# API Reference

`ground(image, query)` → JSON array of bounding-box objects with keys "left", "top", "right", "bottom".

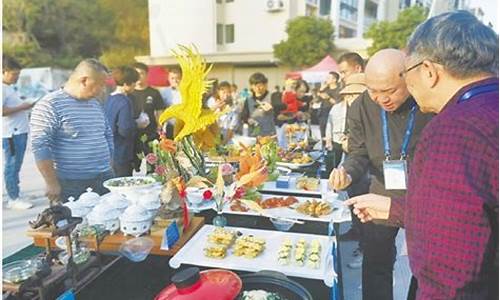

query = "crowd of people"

[{"left": 2, "top": 10, "right": 498, "bottom": 300}]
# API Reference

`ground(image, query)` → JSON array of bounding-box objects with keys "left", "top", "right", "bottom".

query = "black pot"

[{"left": 237, "top": 270, "right": 313, "bottom": 300}]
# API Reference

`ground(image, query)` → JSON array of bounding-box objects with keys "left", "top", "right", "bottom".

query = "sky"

[{"left": 468, "top": 0, "right": 498, "bottom": 32}]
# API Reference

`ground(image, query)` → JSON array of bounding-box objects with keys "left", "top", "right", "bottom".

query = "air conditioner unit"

[{"left": 267, "top": 0, "right": 284, "bottom": 12}]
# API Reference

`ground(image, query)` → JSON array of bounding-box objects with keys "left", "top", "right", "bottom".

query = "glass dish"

[{"left": 3, "top": 260, "right": 39, "bottom": 284}]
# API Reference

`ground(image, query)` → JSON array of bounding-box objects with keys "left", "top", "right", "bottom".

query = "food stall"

[{"left": 4, "top": 46, "right": 349, "bottom": 300}]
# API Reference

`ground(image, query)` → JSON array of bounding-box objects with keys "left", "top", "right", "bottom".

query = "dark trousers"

[
  {"left": 347, "top": 173, "right": 371, "bottom": 250},
  {"left": 113, "top": 163, "right": 133, "bottom": 177},
  {"left": 362, "top": 222, "right": 399, "bottom": 300},
  {"left": 59, "top": 170, "right": 114, "bottom": 203},
  {"left": 407, "top": 276, "right": 417, "bottom": 300}
]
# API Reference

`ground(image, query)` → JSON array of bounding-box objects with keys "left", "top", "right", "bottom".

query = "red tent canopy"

[
  {"left": 286, "top": 55, "right": 339, "bottom": 83},
  {"left": 147, "top": 66, "right": 169, "bottom": 87},
  {"left": 302, "top": 55, "right": 338, "bottom": 73},
  {"left": 104, "top": 65, "right": 170, "bottom": 87}
]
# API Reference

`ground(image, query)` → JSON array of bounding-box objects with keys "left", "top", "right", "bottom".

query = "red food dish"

[{"left": 257, "top": 196, "right": 298, "bottom": 209}]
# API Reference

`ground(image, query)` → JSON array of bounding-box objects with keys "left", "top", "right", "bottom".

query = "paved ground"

[
  {"left": 2, "top": 145, "right": 412, "bottom": 299},
  {"left": 2, "top": 144, "right": 49, "bottom": 258}
]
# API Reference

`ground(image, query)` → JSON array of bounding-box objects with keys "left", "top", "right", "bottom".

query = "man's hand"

[
  {"left": 329, "top": 166, "right": 352, "bottom": 190},
  {"left": 340, "top": 135, "right": 349, "bottom": 153},
  {"left": 344, "top": 194, "right": 391, "bottom": 223},
  {"left": 248, "top": 118, "right": 258, "bottom": 126},
  {"left": 46, "top": 181, "right": 62, "bottom": 203}
]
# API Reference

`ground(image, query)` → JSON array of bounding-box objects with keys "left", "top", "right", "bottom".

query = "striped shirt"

[{"left": 30, "top": 89, "right": 113, "bottom": 180}]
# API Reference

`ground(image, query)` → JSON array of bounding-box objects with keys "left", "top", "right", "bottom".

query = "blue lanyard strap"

[
  {"left": 459, "top": 82, "right": 498, "bottom": 103},
  {"left": 381, "top": 102, "right": 418, "bottom": 160}
]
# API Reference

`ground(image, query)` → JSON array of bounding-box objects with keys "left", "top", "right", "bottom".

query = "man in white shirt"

[
  {"left": 2, "top": 56, "right": 34, "bottom": 209},
  {"left": 160, "top": 68, "right": 182, "bottom": 138}
]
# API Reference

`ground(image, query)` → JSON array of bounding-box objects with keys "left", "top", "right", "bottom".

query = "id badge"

[{"left": 383, "top": 160, "right": 408, "bottom": 190}]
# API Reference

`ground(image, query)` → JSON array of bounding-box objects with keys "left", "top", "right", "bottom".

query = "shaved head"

[
  {"left": 71, "top": 59, "right": 109, "bottom": 79},
  {"left": 65, "top": 59, "right": 109, "bottom": 100},
  {"left": 365, "top": 49, "right": 406, "bottom": 84},
  {"left": 365, "top": 49, "right": 410, "bottom": 112}
]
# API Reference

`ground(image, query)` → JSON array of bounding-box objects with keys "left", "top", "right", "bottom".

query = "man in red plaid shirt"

[{"left": 346, "top": 11, "right": 498, "bottom": 299}]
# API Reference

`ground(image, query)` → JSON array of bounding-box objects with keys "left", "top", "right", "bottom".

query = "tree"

[
  {"left": 273, "top": 16, "right": 334, "bottom": 69},
  {"left": 98, "top": 0, "right": 150, "bottom": 68},
  {"left": 2, "top": 0, "right": 149, "bottom": 68},
  {"left": 364, "top": 6, "right": 427, "bottom": 56}
]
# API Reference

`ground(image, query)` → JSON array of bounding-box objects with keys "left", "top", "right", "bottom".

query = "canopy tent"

[
  {"left": 286, "top": 55, "right": 339, "bottom": 83},
  {"left": 147, "top": 66, "right": 169, "bottom": 87},
  {"left": 105, "top": 65, "right": 170, "bottom": 87}
]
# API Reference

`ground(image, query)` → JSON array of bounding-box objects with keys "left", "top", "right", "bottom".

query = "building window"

[
  {"left": 225, "top": 24, "right": 235, "bottom": 43},
  {"left": 340, "top": 0, "right": 358, "bottom": 22},
  {"left": 339, "top": 25, "right": 356, "bottom": 38},
  {"left": 319, "top": 0, "right": 332, "bottom": 16},
  {"left": 364, "top": 0, "right": 378, "bottom": 27},
  {"left": 216, "top": 0, "right": 222, "bottom": 3},
  {"left": 217, "top": 23, "right": 224, "bottom": 45}
]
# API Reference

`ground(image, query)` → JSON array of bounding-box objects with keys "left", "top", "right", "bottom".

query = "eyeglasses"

[{"left": 399, "top": 61, "right": 424, "bottom": 78}]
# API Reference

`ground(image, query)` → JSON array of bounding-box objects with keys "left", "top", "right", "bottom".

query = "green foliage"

[
  {"left": 273, "top": 16, "right": 334, "bottom": 68},
  {"left": 364, "top": 6, "right": 427, "bottom": 56},
  {"left": 2, "top": 0, "right": 149, "bottom": 68}
]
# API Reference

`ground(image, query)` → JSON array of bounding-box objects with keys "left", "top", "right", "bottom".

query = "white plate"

[
  {"left": 169, "top": 225, "right": 337, "bottom": 287},
  {"left": 260, "top": 179, "right": 330, "bottom": 196},
  {"left": 222, "top": 195, "right": 351, "bottom": 223},
  {"left": 276, "top": 161, "right": 315, "bottom": 170}
]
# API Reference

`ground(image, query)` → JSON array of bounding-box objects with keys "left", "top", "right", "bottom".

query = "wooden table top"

[{"left": 30, "top": 217, "right": 205, "bottom": 257}]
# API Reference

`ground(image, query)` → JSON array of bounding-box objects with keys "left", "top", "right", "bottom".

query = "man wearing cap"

[
  {"left": 325, "top": 73, "right": 367, "bottom": 167},
  {"left": 329, "top": 49, "right": 433, "bottom": 300}
]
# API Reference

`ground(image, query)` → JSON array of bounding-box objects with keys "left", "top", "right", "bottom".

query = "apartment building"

[{"left": 136, "top": 0, "right": 406, "bottom": 89}]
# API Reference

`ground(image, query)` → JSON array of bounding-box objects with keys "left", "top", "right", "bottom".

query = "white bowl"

[
  {"left": 103, "top": 176, "right": 157, "bottom": 199},
  {"left": 185, "top": 187, "right": 205, "bottom": 206}
]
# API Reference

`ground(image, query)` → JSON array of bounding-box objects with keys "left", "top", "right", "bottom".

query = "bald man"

[
  {"left": 31, "top": 59, "right": 114, "bottom": 204},
  {"left": 329, "top": 49, "right": 433, "bottom": 300}
]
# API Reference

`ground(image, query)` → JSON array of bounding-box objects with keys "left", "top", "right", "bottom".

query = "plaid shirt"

[{"left": 389, "top": 78, "right": 499, "bottom": 299}]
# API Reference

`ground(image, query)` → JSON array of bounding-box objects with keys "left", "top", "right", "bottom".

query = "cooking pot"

[
  {"left": 154, "top": 267, "right": 241, "bottom": 300},
  {"left": 237, "top": 270, "right": 313, "bottom": 300}
]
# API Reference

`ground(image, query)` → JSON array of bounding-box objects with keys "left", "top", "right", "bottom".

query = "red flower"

[
  {"left": 203, "top": 189, "right": 213, "bottom": 201},
  {"left": 233, "top": 187, "right": 245, "bottom": 199},
  {"left": 146, "top": 153, "right": 158, "bottom": 165},
  {"left": 155, "top": 165, "right": 166, "bottom": 176},
  {"left": 179, "top": 190, "right": 187, "bottom": 198}
]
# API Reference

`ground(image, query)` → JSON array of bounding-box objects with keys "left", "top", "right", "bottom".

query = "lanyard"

[
  {"left": 380, "top": 102, "right": 417, "bottom": 160},
  {"left": 458, "top": 82, "right": 498, "bottom": 103}
]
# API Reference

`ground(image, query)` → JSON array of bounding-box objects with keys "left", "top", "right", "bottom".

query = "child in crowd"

[
  {"left": 281, "top": 78, "right": 304, "bottom": 115},
  {"left": 208, "top": 81, "right": 240, "bottom": 143},
  {"left": 104, "top": 66, "right": 140, "bottom": 176}
]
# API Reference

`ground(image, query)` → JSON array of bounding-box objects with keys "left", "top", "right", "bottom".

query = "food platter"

[
  {"left": 169, "top": 225, "right": 337, "bottom": 287},
  {"left": 222, "top": 195, "right": 351, "bottom": 223},
  {"left": 259, "top": 179, "right": 332, "bottom": 196}
]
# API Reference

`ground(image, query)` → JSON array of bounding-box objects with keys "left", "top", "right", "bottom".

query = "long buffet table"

[{"left": 20, "top": 177, "right": 348, "bottom": 299}]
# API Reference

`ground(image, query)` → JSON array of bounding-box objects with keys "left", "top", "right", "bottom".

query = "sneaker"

[
  {"left": 338, "top": 228, "right": 360, "bottom": 241},
  {"left": 347, "top": 256, "right": 363, "bottom": 269},
  {"left": 7, "top": 199, "right": 34, "bottom": 210}
]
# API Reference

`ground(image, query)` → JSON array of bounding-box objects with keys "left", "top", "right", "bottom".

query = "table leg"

[{"left": 334, "top": 223, "right": 344, "bottom": 300}]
